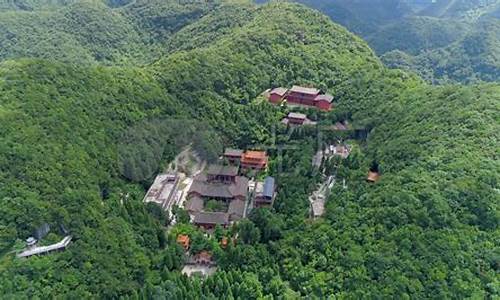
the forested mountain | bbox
[415,0,499,19]
[0,0,498,298]
[0,0,216,65]
[0,0,132,10]
[292,0,500,37]
[288,0,500,83]
[382,18,500,83]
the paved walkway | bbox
[309,175,335,218]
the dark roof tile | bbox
[193,212,229,225]
[207,164,239,177]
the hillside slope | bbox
[0,2,402,297]
[2,0,498,83]
[276,83,499,298]
[0,0,216,65]
[383,18,500,83]
[287,0,500,83]
[367,16,469,55]
[0,1,498,298]
[416,0,500,20]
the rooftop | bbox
[255,181,264,194]
[193,212,229,225]
[242,150,267,160]
[270,87,288,96]
[333,121,349,130]
[194,250,213,261]
[206,164,239,177]
[224,148,243,157]
[177,234,190,243]
[189,175,248,199]
[143,173,178,207]
[18,236,72,258]
[290,85,320,95]
[311,200,325,218]
[263,176,275,198]
[228,199,245,220]
[288,112,307,120]
[186,196,204,212]
[367,171,380,183]
[177,235,190,249]
[181,265,217,277]
[314,94,334,103]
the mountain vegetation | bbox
[289,0,500,83]
[0,0,498,298]
[0,0,216,65]
[382,18,500,83]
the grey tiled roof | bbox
[314,94,334,103]
[228,199,245,220]
[189,175,248,199]
[224,148,243,157]
[193,212,229,225]
[206,164,239,176]
[270,87,288,96]
[290,85,320,95]
[186,196,204,212]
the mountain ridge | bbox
[288,0,500,83]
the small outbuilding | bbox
[254,176,276,207]
[26,237,37,247]
[268,87,288,103]
[176,234,190,250]
[282,112,317,126]
[367,171,380,183]
[224,148,243,164]
[193,251,214,265]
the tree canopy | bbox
[0,1,498,298]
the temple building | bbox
[176,234,190,250]
[281,112,316,126]
[143,173,179,211]
[268,87,288,104]
[267,85,334,111]
[254,176,276,207]
[240,150,268,171]
[192,212,230,230]
[223,148,243,164]
[186,164,249,230]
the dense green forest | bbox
[1,0,498,83]
[285,0,500,83]
[0,0,217,65]
[382,18,500,83]
[0,0,498,298]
